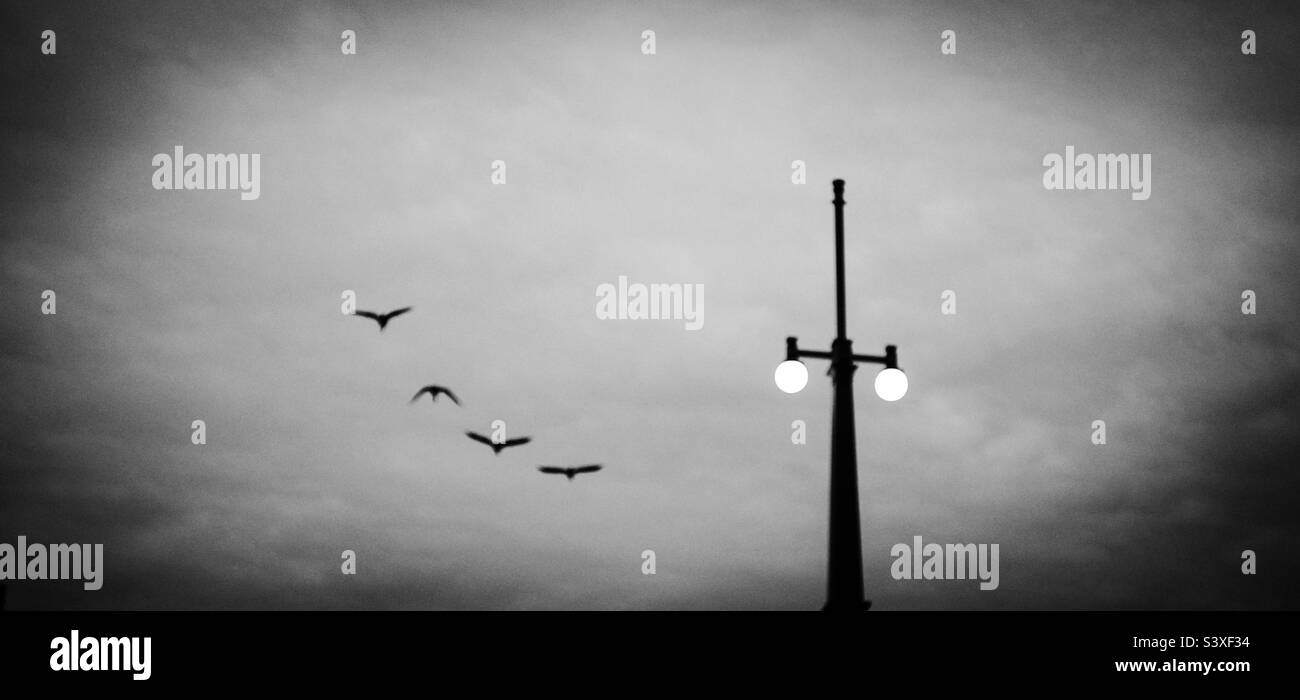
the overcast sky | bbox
[1,0,1297,610]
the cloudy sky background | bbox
[2,0,1297,609]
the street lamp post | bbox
[774,179,907,612]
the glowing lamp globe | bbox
[874,367,908,401]
[774,360,809,394]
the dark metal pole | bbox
[824,179,866,611]
[833,179,847,340]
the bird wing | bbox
[465,431,493,446]
[503,437,532,447]
[410,386,433,403]
[538,467,565,475]
[573,465,602,474]
[354,310,382,322]
[441,388,461,405]
[383,306,413,321]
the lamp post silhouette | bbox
[774,179,907,611]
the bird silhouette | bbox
[465,431,531,454]
[354,306,412,331]
[410,385,461,406]
[538,465,602,481]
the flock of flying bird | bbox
[354,305,603,482]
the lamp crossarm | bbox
[786,336,899,369]
[793,349,834,361]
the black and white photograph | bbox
[1,0,1296,686]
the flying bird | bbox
[538,465,602,481]
[354,306,412,331]
[465,431,532,454]
[411,385,461,406]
